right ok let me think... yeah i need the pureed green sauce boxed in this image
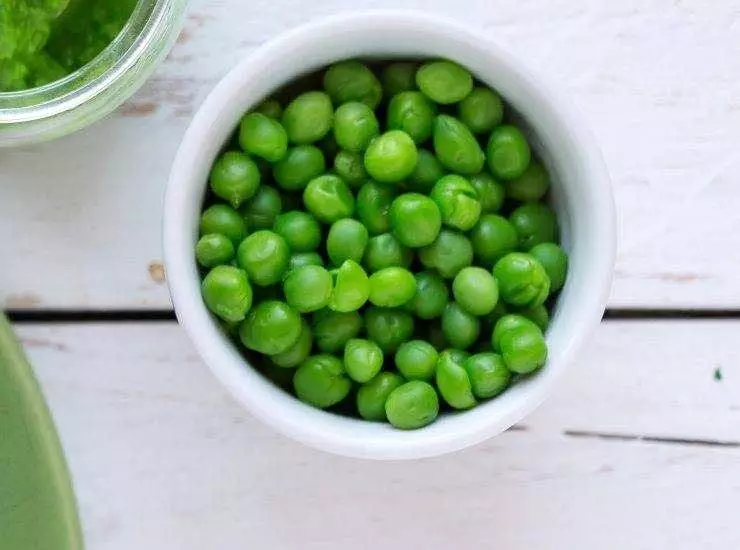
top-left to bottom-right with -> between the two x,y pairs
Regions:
0,0 -> 138,92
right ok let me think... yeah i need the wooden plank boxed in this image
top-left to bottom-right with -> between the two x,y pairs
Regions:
3,0 -> 740,309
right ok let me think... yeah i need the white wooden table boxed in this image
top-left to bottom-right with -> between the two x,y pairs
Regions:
2,1 -> 740,548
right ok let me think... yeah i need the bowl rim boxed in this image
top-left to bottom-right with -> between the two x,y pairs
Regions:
164,10 -> 616,460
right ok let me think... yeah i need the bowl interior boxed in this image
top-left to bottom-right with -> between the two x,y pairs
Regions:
165,12 -> 614,459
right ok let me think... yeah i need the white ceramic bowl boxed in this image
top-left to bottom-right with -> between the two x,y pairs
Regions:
164,11 -> 616,460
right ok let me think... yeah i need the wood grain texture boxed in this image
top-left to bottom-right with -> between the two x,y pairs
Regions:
3,0 -> 740,309
19,320 -> 740,548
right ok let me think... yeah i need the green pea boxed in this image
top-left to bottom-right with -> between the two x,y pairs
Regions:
288,252 -> 324,271
435,349 -> 476,409
239,112 -> 288,162
441,303 -> 480,350
241,185 -> 282,230
333,150 -> 368,188
418,229 -> 473,279
329,260 -> 370,312
239,300 -> 301,355
529,242 -> 568,292
200,204 -> 247,245
509,203 -> 559,249
237,230 -> 290,286
365,307 -> 415,353
363,233 -> 412,272
333,102 -> 380,152
452,266 -> 499,316
389,193 -> 442,248
395,340 -> 438,381
344,338 -> 384,383
196,233 -> 235,267
357,372 -> 404,421
499,325 -> 548,374
408,271 -> 449,319
470,172 -> 505,213
458,87 -> 504,134
433,115 -> 485,175
385,381 -> 439,429
492,314 -> 540,351
505,161 -> 549,202
293,354 -> 352,408
273,211 -> 321,253
470,214 -> 518,267
430,174 -> 482,231
356,181 -> 396,235
272,145 -> 326,191
463,353 -> 511,399
255,98 -> 282,119
487,125 -> 531,180
282,91 -> 334,144
387,91 -> 436,144
201,265 -> 253,323
324,61 -> 382,108
408,148 -> 445,192
493,252 -> 551,308
514,304 -> 550,331
364,130 -> 419,183
327,218 -> 369,265
283,265 -> 333,313
271,320 -> 313,368
303,174 -> 355,223
368,267 -> 417,307
382,62 -> 418,96
209,151 -> 261,208
416,60 -> 473,104
313,310 -> 363,353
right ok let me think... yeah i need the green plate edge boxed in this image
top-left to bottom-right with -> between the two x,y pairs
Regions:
0,313 -> 84,549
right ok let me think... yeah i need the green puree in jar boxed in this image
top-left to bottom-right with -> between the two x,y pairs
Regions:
0,0 -> 137,92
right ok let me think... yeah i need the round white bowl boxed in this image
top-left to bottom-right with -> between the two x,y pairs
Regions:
164,11 -> 616,460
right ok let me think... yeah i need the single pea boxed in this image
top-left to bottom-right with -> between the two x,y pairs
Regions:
387,91 -> 437,144
200,204 -> 247,245
201,265 -> 253,323
282,91 -> 334,144
329,260 -> 370,312
470,172 -> 505,213
333,150 -> 368,188
271,320 -> 313,368
324,61 -> 382,108
463,353 -> 511,399
407,149 -> 445,193
239,300 -> 301,355
493,252 -> 551,308
408,271 -> 449,319
237,230 -> 290,286
470,214 -> 519,267
368,267 -> 417,307
241,185 -> 282,230
283,265 -> 333,313
273,211 -> 322,253
430,174 -> 482,231
435,349 -> 476,409
364,130 -> 419,183
453,266 -> 499,316
385,380 -> 439,429
272,145 -> 326,191
499,325 -> 548,374
365,307 -> 415,353
492,314 -> 541,351
293,354 -> 352,408
239,112 -> 288,162
441,303 -> 480,350
509,203 -> 559,249
196,233 -> 235,267
356,181 -> 396,235
327,218 -> 369,265
529,242 -> 568,292
505,161 -> 550,202
363,233 -> 412,272
357,372 -> 404,421
303,174 -> 354,224
416,60 -> 473,104
255,98 -> 282,119
389,192 -> 442,248
344,338 -> 384,383
395,340 -> 439,381
487,125 -> 531,180
333,102 -> 380,152
433,115 -> 485,175
458,87 -> 504,134
382,62 -> 418,96
418,229 -> 474,279
209,151 -> 260,208
515,304 -> 550,331
288,252 -> 324,270
313,309 -> 363,353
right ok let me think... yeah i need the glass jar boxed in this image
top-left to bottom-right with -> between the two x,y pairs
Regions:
0,0 -> 189,147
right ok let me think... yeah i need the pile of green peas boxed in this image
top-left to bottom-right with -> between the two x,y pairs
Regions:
196,58 -> 569,430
